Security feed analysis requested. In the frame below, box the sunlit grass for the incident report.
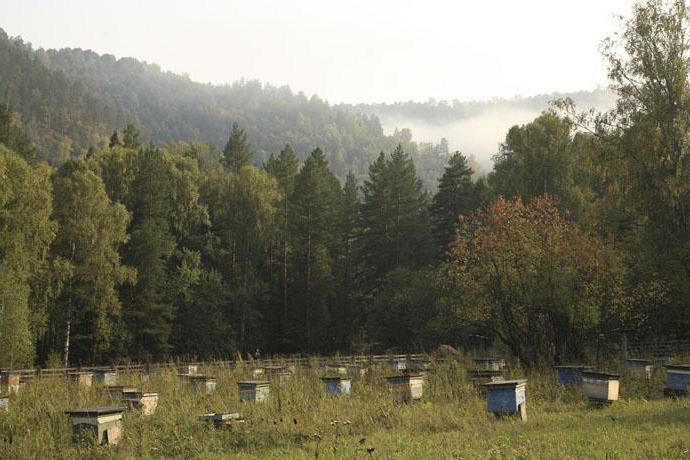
[1,358,689,458]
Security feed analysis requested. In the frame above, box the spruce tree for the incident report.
[431,151,475,256]
[222,122,252,175]
[122,124,141,150]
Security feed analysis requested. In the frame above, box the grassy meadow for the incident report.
[1,358,689,459]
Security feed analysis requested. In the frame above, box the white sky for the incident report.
[2,0,635,104]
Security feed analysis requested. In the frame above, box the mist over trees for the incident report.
[1,0,689,368]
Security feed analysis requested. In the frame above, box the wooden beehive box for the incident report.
[483,379,527,421]
[237,381,270,402]
[199,412,245,427]
[107,385,138,400]
[122,391,159,415]
[67,372,93,388]
[347,365,368,377]
[179,364,198,376]
[474,357,506,371]
[469,369,505,388]
[581,371,620,404]
[321,376,352,396]
[387,359,408,372]
[324,364,348,375]
[64,407,125,445]
[94,369,117,386]
[189,375,216,394]
[553,365,595,385]
[624,359,653,380]
[1,372,21,394]
[663,364,690,396]
[386,373,424,402]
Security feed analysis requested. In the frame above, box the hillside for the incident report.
[0,27,614,182]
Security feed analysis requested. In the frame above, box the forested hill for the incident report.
[0,27,418,181]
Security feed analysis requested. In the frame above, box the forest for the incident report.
[1,0,690,369]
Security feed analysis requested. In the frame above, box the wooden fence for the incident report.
[1,353,431,380]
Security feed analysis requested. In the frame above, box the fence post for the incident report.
[621,332,628,360]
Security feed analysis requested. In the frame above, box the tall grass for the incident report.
[1,357,689,458]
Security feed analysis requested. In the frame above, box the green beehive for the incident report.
[65,407,125,445]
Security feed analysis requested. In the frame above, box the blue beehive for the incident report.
[321,376,352,396]
[553,365,595,385]
[664,364,690,396]
[483,379,527,421]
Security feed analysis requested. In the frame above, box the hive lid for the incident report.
[237,380,270,385]
[65,407,125,416]
[482,378,527,387]
[321,376,352,381]
[67,371,93,376]
[552,365,595,369]
[663,363,690,371]
[581,371,621,379]
[385,373,424,380]
[188,375,216,380]
[624,358,652,364]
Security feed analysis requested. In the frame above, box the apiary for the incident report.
[67,372,93,388]
[582,371,620,404]
[483,379,527,421]
[122,391,159,415]
[237,380,270,402]
[188,375,216,394]
[624,359,653,380]
[663,364,690,396]
[321,376,352,396]
[94,369,117,386]
[553,365,595,385]
[386,373,424,402]
[64,407,125,445]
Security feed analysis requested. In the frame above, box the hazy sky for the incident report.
[3,0,635,104]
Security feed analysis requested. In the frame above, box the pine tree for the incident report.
[222,122,252,175]
[122,124,141,150]
[109,130,121,147]
[290,148,342,350]
[431,151,475,256]
[359,145,433,285]
[123,146,175,360]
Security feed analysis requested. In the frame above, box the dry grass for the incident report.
[1,358,689,459]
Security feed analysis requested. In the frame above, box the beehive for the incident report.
[664,364,690,396]
[188,375,216,394]
[553,365,595,385]
[199,412,245,427]
[387,359,407,372]
[474,357,506,371]
[94,369,117,386]
[386,373,424,402]
[0,371,21,394]
[67,372,93,388]
[624,359,653,380]
[122,391,159,415]
[179,364,198,376]
[483,379,527,420]
[107,385,138,400]
[582,371,620,404]
[324,364,348,375]
[469,369,505,388]
[237,381,270,402]
[64,407,125,445]
[321,376,352,396]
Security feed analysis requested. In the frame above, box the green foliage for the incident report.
[50,159,133,364]
[222,122,252,175]
[0,146,55,367]
[431,151,477,256]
